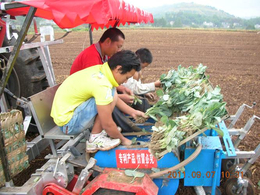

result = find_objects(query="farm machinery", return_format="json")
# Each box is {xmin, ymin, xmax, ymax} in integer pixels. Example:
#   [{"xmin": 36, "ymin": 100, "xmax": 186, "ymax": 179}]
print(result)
[
  {"xmin": 1, "ymin": 87, "xmax": 260, "ymax": 195},
  {"xmin": 0, "ymin": 1, "xmax": 260, "ymax": 195}
]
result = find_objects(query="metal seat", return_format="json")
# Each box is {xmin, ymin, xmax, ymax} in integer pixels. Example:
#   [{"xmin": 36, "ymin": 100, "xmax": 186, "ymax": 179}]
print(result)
[{"xmin": 28, "ymin": 84, "xmax": 78, "ymax": 156}]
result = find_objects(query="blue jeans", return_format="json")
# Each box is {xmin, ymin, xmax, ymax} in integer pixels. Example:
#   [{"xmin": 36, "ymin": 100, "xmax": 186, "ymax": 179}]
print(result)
[
  {"xmin": 60, "ymin": 98, "xmax": 97, "ymax": 135},
  {"xmin": 60, "ymin": 88, "xmax": 116, "ymax": 135}
]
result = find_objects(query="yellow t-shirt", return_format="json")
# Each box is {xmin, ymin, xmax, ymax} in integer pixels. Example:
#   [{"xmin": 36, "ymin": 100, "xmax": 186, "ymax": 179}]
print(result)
[{"xmin": 51, "ymin": 62, "xmax": 119, "ymax": 126}]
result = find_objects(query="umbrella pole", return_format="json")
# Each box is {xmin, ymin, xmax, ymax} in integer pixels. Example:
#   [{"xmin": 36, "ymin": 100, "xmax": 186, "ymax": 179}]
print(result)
[{"xmin": 89, "ymin": 24, "xmax": 93, "ymax": 45}]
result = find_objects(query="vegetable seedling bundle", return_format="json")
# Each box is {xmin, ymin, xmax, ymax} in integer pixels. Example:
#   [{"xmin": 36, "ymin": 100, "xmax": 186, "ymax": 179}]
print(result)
[{"xmin": 147, "ymin": 64, "xmax": 227, "ymax": 159}]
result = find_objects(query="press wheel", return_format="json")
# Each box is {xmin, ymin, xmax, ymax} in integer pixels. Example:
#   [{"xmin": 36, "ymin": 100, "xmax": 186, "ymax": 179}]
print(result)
[
  {"xmin": 224, "ymin": 176, "xmax": 255, "ymax": 195},
  {"xmin": 226, "ymin": 163, "xmax": 252, "ymax": 180}
]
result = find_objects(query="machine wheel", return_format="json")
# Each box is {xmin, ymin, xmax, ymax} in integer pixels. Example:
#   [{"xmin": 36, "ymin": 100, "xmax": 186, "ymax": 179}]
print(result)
[
  {"xmin": 221, "ymin": 158, "xmax": 246, "ymax": 172},
  {"xmin": 222, "ymin": 159, "xmax": 235, "ymax": 172},
  {"xmin": 226, "ymin": 163, "xmax": 252, "ymax": 180},
  {"xmin": 0, "ymin": 29, "xmax": 49, "ymax": 108},
  {"xmin": 224, "ymin": 177, "xmax": 255, "ymax": 195}
]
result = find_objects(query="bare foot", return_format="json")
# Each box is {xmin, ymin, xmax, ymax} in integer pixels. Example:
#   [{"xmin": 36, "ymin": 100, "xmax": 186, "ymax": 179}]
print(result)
[{"xmin": 121, "ymin": 137, "xmax": 132, "ymax": 146}]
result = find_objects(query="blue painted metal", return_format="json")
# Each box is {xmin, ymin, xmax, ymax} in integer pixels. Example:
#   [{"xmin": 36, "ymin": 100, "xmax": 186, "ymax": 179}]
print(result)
[
  {"xmin": 200, "ymin": 129, "xmax": 218, "ymax": 136},
  {"xmin": 153, "ymin": 178, "xmax": 179, "ymax": 195},
  {"xmin": 201, "ymin": 129, "xmax": 215, "ymax": 136},
  {"xmin": 94, "ymin": 146, "xmax": 180, "ymax": 169},
  {"xmin": 211, "ymin": 150, "xmax": 221, "ymax": 195},
  {"xmin": 93, "ymin": 120, "xmax": 233, "ymax": 194},
  {"xmin": 218, "ymin": 121, "xmax": 236, "ymax": 157},
  {"xmin": 124, "ymin": 135, "xmax": 151, "ymax": 142},
  {"xmin": 184, "ymin": 136, "xmax": 222, "ymax": 187},
  {"xmin": 94, "ymin": 143, "xmax": 181, "ymax": 195}
]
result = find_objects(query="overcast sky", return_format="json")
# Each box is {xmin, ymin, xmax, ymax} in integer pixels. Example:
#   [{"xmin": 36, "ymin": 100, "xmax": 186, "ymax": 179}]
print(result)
[{"xmin": 124, "ymin": 0, "xmax": 260, "ymax": 18}]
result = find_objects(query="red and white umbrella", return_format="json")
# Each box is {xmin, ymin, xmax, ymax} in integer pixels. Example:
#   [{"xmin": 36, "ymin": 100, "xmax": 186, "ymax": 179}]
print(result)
[{"xmin": 5, "ymin": 0, "xmax": 154, "ymax": 29}]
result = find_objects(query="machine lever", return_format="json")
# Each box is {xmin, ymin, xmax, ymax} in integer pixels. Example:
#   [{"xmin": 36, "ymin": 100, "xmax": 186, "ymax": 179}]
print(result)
[{"xmin": 72, "ymin": 157, "xmax": 97, "ymax": 194}]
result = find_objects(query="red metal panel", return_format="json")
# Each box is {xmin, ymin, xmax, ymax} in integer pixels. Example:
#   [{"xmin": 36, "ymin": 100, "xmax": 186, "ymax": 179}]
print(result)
[
  {"xmin": 0, "ymin": 19, "xmax": 6, "ymax": 47},
  {"xmin": 66, "ymin": 175, "xmax": 78, "ymax": 192},
  {"xmin": 42, "ymin": 183, "xmax": 74, "ymax": 195},
  {"xmin": 82, "ymin": 168, "xmax": 158, "ymax": 195},
  {"xmin": 42, "ymin": 175, "xmax": 79, "ymax": 195}
]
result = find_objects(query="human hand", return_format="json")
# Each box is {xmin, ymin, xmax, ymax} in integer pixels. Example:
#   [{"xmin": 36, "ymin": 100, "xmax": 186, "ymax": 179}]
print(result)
[
  {"xmin": 118, "ymin": 94, "xmax": 134, "ymax": 104},
  {"xmin": 131, "ymin": 110, "xmax": 148, "ymax": 120},
  {"xmin": 145, "ymin": 93, "xmax": 155, "ymax": 101},
  {"xmin": 154, "ymin": 80, "xmax": 161, "ymax": 87}
]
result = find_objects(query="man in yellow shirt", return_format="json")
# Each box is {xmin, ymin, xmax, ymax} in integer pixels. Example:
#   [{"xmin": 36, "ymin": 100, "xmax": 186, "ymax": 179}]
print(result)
[{"xmin": 51, "ymin": 50, "xmax": 146, "ymax": 153}]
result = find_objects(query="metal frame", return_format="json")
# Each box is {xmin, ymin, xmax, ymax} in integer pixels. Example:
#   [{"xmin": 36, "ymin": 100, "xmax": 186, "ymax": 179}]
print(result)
[
  {"xmin": 0, "ymin": 5, "xmax": 37, "ymax": 186},
  {"xmin": 0, "ymin": 3, "xmax": 259, "ymax": 195},
  {"xmin": 0, "ymin": 39, "xmax": 63, "ymax": 54},
  {"xmin": 0, "ymin": 6, "xmax": 36, "ymax": 96},
  {"xmin": 27, "ymin": 84, "xmax": 78, "ymax": 157},
  {"xmin": 227, "ymin": 102, "xmax": 256, "ymax": 128}
]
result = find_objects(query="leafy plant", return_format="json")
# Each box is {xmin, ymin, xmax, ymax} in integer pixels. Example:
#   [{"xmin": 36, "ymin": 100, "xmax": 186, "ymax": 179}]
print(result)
[
  {"xmin": 132, "ymin": 95, "xmax": 142, "ymax": 105},
  {"xmin": 147, "ymin": 64, "xmax": 227, "ymax": 159},
  {"xmin": 125, "ymin": 165, "xmax": 145, "ymax": 183}
]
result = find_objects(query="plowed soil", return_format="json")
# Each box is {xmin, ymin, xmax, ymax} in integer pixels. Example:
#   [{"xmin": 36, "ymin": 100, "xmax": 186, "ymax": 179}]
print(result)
[{"xmin": 27, "ymin": 29, "xmax": 260, "ymax": 194}]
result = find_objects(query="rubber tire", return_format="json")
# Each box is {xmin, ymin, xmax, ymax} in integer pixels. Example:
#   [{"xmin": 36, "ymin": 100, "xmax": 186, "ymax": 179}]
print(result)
[{"xmin": 1, "ymin": 31, "xmax": 49, "ymax": 108}]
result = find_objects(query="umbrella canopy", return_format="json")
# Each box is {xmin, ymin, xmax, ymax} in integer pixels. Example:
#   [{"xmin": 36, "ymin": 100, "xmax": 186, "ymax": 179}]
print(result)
[{"xmin": 5, "ymin": 0, "xmax": 154, "ymax": 29}]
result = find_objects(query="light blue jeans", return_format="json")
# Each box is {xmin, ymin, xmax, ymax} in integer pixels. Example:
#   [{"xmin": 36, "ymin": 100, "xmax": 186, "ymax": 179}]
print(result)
[
  {"xmin": 60, "ymin": 98, "xmax": 97, "ymax": 135},
  {"xmin": 60, "ymin": 88, "xmax": 116, "ymax": 135}
]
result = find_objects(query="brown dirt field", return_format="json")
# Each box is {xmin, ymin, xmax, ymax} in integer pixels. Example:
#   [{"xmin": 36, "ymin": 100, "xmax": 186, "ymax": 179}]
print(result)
[{"xmin": 37, "ymin": 29, "xmax": 260, "ymax": 194}]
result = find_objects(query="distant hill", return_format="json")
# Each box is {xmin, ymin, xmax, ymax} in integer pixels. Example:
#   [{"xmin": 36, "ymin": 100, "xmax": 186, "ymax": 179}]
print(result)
[
  {"xmin": 145, "ymin": 2, "xmax": 260, "ymax": 29},
  {"xmin": 147, "ymin": 2, "xmax": 235, "ymax": 19}
]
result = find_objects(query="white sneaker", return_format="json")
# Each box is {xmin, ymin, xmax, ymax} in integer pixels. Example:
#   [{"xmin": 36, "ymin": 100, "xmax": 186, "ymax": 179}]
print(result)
[
  {"xmin": 100, "ymin": 127, "xmax": 122, "ymax": 137},
  {"xmin": 86, "ymin": 134, "xmax": 121, "ymax": 153}
]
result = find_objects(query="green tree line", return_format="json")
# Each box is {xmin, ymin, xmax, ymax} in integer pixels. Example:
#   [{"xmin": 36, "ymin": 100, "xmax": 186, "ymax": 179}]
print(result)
[{"xmin": 152, "ymin": 11, "xmax": 260, "ymax": 29}]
